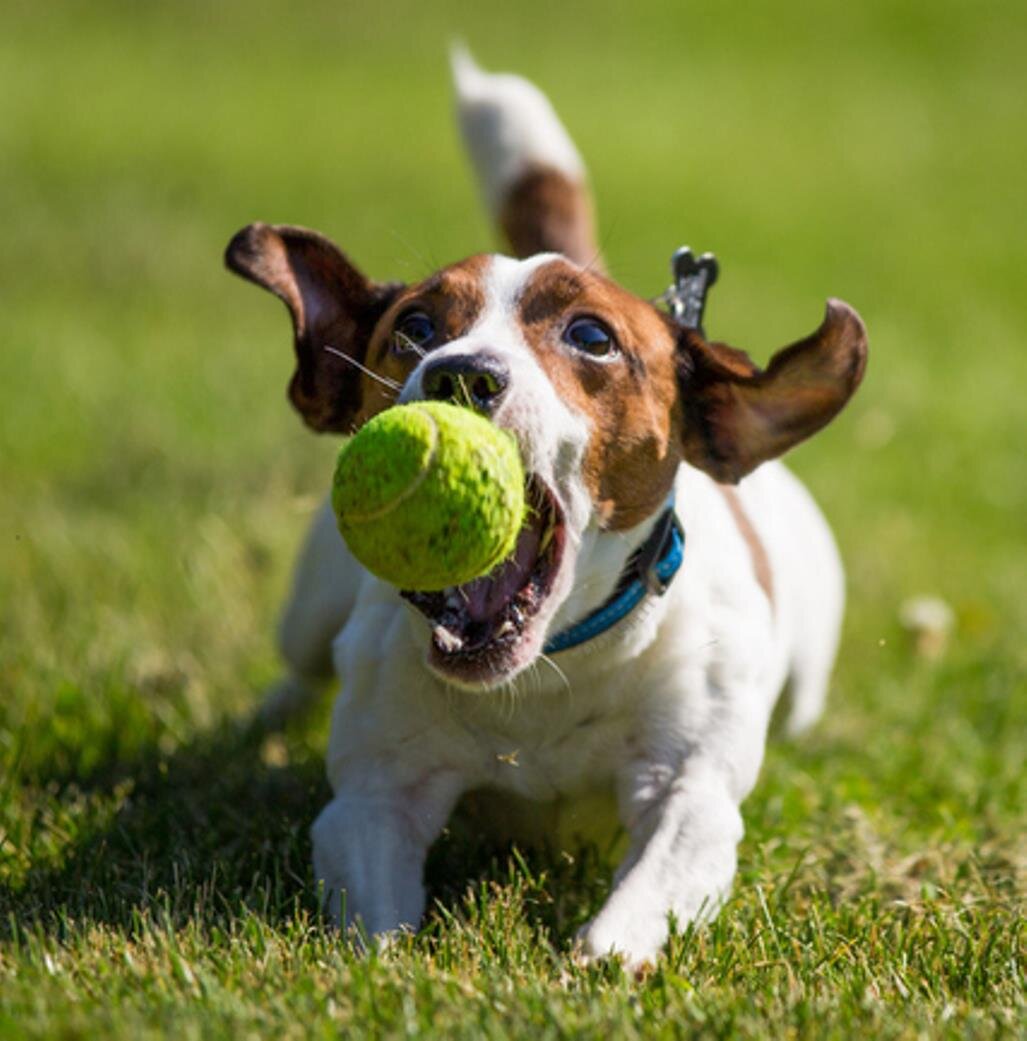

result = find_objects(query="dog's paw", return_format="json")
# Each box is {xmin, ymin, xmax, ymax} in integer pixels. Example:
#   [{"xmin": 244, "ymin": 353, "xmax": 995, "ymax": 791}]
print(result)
[
  {"xmin": 345, "ymin": 922, "xmax": 416, "ymax": 958},
  {"xmin": 570, "ymin": 940, "xmax": 656, "ymax": 981},
  {"xmin": 575, "ymin": 909, "xmax": 667, "ymax": 973}
]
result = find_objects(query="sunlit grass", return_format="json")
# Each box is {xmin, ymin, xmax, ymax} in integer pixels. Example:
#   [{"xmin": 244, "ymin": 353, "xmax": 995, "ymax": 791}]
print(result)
[{"xmin": 1, "ymin": 1, "xmax": 1023, "ymax": 1037}]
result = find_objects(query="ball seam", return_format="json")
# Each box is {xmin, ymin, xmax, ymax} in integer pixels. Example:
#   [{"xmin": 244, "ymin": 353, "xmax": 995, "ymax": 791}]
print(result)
[{"xmin": 340, "ymin": 407, "xmax": 439, "ymax": 524}]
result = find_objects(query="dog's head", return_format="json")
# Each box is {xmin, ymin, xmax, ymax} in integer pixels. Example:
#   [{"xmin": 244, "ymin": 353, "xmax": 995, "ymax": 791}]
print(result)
[{"xmin": 226, "ymin": 223, "xmax": 866, "ymax": 688}]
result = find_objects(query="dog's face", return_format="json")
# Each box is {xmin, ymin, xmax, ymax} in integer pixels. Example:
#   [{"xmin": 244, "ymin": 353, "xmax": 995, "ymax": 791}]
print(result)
[{"xmin": 227, "ymin": 223, "xmax": 866, "ymax": 688}]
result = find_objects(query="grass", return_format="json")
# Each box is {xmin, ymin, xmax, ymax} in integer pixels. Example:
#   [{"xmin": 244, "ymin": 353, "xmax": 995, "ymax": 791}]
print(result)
[{"xmin": 1, "ymin": 0, "xmax": 1024, "ymax": 1036}]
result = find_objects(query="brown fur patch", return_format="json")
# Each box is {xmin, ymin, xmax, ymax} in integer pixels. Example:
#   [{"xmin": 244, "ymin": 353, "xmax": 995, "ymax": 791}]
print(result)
[
  {"xmin": 517, "ymin": 259, "xmax": 681, "ymax": 530},
  {"xmin": 357, "ymin": 255, "xmax": 491, "ymax": 423},
  {"xmin": 225, "ymin": 223, "xmax": 401, "ymax": 433},
  {"xmin": 499, "ymin": 165, "xmax": 603, "ymax": 271},
  {"xmin": 716, "ymin": 485, "xmax": 774, "ymax": 605},
  {"xmin": 677, "ymin": 301, "xmax": 868, "ymax": 483}
]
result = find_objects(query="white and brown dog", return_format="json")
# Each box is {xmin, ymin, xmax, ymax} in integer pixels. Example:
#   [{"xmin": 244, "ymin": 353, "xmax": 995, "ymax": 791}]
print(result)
[{"xmin": 225, "ymin": 50, "xmax": 867, "ymax": 967}]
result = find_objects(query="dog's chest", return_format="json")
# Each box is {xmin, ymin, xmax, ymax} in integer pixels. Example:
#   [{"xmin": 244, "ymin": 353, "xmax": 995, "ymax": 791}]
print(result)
[
  {"xmin": 448, "ymin": 678, "xmax": 635, "ymax": 850},
  {"xmin": 453, "ymin": 686, "xmax": 641, "ymax": 802}
]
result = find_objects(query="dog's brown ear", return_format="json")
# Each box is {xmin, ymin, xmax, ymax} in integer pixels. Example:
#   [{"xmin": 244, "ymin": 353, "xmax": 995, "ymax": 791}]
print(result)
[
  {"xmin": 225, "ymin": 222, "xmax": 402, "ymax": 432},
  {"xmin": 676, "ymin": 299, "xmax": 868, "ymax": 483}
]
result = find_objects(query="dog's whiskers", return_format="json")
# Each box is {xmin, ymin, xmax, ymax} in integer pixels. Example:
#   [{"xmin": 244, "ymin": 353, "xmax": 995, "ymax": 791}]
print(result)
[
  {"xmin": 537, "ymin": 652, "xmax": 572, "ymax": 698},
  {"xmin": 323, "ymin": 345, "xmax": 403, "ymax": 392},
  {"xmin": 392, "ymin": 331, "xmax": 427, "ymax": 358}
]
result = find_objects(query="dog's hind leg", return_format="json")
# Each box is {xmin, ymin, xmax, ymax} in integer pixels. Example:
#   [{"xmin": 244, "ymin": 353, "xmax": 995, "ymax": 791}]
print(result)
[
  {"xmin": 781, "ymin": 484, "xmax": 846, "ymax": 737},
  {"xmin": 259, "ymin": 499, "xmax": 359, "ymax": 729},
  {"xmin": 785, "ymin": 636, "xmax": 838, "ymax": 737}
]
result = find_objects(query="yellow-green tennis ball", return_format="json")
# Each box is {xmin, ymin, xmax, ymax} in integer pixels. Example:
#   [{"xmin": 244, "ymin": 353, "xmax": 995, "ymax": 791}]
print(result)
[{"xmin": 331, "ymin": 401, "xmax": 526, "ymax": 592}]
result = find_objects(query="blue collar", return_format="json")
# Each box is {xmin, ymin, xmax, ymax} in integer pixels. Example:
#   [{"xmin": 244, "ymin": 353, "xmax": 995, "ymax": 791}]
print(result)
[{"xmin": 543, "ymin": 500, "xmax": 685, "ymax": 655}]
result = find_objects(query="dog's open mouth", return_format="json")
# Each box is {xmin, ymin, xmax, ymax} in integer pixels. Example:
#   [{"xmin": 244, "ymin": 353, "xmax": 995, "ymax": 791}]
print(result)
[{"xmin": 402, "ymin": 477, "xmax": 566, "ymax": 685}]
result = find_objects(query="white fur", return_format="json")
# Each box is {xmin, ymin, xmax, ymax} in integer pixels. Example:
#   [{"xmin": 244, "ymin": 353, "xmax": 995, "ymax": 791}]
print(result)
[
  {"xmin": 402, "ymin": 254, "xmax": 594, "ymax": 539},
  {"xmin": 299, "ymin": 459, "xmax": 842, "ymax": 967},
  {"xmin": 266, "ymin": 53, "xmax": 848, "ymax": 969}
]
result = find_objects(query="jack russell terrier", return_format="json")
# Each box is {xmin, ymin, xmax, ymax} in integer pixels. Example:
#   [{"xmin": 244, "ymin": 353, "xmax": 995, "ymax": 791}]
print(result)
[{"xmin": 224, "ymin": 49, "xmax": 867, "ymax": 967}]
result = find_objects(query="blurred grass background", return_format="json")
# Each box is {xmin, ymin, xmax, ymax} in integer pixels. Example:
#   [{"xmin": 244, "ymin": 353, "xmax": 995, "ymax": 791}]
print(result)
[{"xmin": 1, "ymin": 0, "xmax": 1023, "ymax": 1037}]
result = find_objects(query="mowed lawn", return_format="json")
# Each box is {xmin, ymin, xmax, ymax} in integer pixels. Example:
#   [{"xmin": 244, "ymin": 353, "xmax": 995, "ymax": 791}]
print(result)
[{"xmin": 1, "ymin": 1, "xmax": 1023, "ymax": 1037}]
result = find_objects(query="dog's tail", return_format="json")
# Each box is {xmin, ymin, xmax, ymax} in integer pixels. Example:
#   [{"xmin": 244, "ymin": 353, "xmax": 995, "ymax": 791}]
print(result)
[{"xmin": 451, "ymin": 45, "xmax": 602, "ymax": 269}]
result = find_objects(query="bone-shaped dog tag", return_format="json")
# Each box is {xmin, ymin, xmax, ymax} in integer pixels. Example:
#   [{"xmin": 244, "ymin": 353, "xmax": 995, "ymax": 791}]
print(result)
[{"xmin": 665, "ymin": 246, "xmax": 719, "ymax": 334}]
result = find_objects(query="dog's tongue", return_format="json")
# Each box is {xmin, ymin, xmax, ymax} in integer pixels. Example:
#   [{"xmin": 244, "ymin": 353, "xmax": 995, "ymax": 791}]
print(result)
[{"xmin": 460, "ymin": 517, "xmax": 541, "ymax": 622}]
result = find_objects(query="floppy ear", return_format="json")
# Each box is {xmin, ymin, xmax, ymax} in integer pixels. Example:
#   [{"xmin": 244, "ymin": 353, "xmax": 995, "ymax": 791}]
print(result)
[
  {"xmin": 677, "ymin": 299, "xmax": 868, "ymax": 483},
  {"xmin": 224, "ymin": 222, "xmax": 402, "ymax": 432}
]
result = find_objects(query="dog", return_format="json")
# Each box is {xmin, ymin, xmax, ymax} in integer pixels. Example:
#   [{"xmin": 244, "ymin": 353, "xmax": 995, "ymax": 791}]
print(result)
[{"xmin": 224, "ymin": 49, "xmax": 867, "ymax": 967}]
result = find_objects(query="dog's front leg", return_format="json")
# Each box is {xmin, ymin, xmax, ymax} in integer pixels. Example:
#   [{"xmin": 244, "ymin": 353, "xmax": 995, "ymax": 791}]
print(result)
[
  {"xmin": 578, "ymin": 760, "xmax": 745, "ymax": 969},
  {"xmin": 311, "ymin": 771, "xmax": 462, "ymax": 941}
]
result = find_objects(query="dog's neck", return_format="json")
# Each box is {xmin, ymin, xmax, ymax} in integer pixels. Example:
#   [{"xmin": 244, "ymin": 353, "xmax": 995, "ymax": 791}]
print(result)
[{"xmin": 545, "ymin": 492, "xmax": 682, "ymax": 655}]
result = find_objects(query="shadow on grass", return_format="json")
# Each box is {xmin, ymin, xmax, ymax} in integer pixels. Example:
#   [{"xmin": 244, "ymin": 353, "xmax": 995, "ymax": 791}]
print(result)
[
  {"xmin": 2, "ymin": 719, "xmax": 330, "ymax": 935},
  {"xmin": 2, "ymin": 718, "xmax": 611, "ymax": 949}
]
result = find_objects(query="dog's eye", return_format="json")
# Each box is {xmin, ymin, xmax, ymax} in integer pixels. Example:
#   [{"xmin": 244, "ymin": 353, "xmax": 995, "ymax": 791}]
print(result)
[
  {"xmin": 393, "ymin": 311, "xmax": 436, "ymax": 352},
  {"xmin": 563, "ymin": 317, "xmax": 617, "ymax": 358}
]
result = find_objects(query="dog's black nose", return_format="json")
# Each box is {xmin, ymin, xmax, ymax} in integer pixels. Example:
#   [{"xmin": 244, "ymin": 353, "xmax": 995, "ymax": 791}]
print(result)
[{"xmin": 421, "ymin": 354, "xmax": 510, "ymax": 415}]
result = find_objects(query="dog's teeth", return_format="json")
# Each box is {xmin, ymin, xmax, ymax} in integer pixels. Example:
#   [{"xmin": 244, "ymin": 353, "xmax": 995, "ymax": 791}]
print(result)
[
  {"xmin": 496, "ymin": 620, "xmax": 516, "ymax": 637},
  {"xmin": 433, "ymin": 625, "xmax": 464, "ymax": 653}
]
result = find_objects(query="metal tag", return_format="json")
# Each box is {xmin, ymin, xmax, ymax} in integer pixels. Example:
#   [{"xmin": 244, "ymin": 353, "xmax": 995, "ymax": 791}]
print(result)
[{"xmin": 663, "ymin": 246, "xmax": 719, "ymax": 333}]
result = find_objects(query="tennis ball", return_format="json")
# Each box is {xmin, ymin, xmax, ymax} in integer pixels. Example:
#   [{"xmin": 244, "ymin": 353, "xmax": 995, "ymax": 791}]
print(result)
[{"xmin": 331, "ymin": 402, "xmax": 526, "ymax": 591}]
